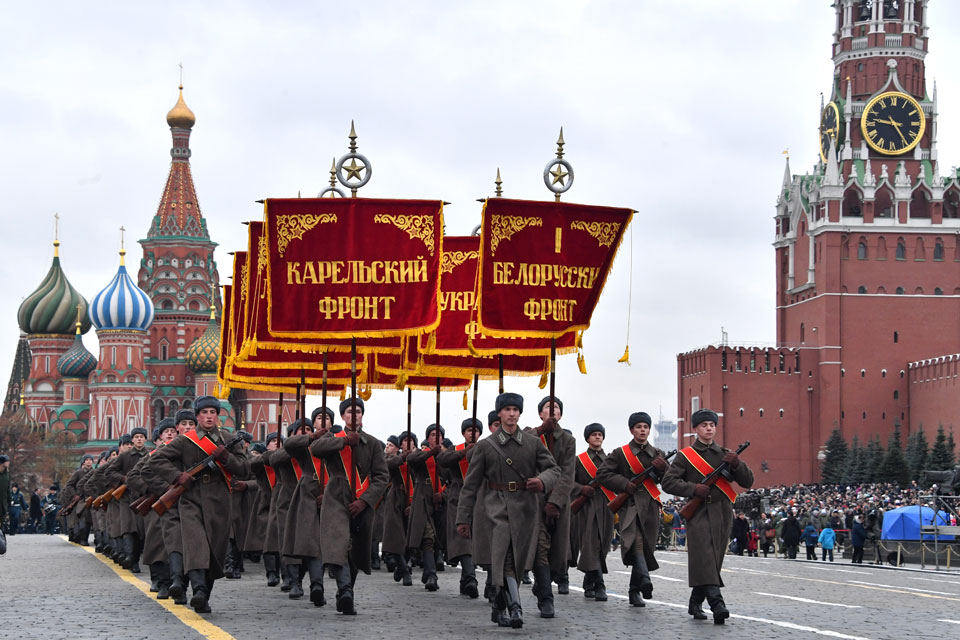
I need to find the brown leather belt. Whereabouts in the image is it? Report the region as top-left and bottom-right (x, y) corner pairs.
(488, 481), (528, 492)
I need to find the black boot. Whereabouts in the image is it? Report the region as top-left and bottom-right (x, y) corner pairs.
(149, 562), (160, 592)
(556, 571), (569, 595)
(287, 564), (304, 599)
(422, 547), (439, 591)
(521, 570), (532, 585)
(168, 552), (187, 604)
(688, 586), (708, 620)
(504, 576), (524, 628)
(154, 562), (171, 599)
(435, 549), (445, 572)
(629, 553), (652, 605)
(705, 586), (729, 625)
(593, 571), (607, 602)
(264, 553), (280, 587)
(533, 565), (555, 618)
(129, 534), (142, 574)
(582, 571), (596, 599)
(459, 556), (479, 598)
(484, 572), (495, 602)
(121, 533), (137, 571)
(394, 554), (412, 586)
(188, 569), (212, 613)
(371, 547), (381, 571)
(225, 541), (241, 579)
(384, 553), (397, 573)
(333, 565), (356, 615)
(491, 587), (510, 626)
(236, 547), (245, 573)
(307, 558), (325, 606)
(280, 562), (293, 592)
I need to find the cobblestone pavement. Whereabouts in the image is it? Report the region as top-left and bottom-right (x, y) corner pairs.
(2, 536), (960, 640)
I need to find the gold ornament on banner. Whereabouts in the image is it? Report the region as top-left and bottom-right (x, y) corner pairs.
(373, 214), (436, 255)
(489, 214), (543, 254)
(257, 233), (268, 276)
(440, 250), (479, 274)
(275, 213), (338, 257)
(570, 220), (621, 248)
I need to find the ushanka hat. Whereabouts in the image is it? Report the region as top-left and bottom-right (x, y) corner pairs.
(628, 412), (652, 428)
(691, 409), (719, 428)
(495, 392), (523, 413)
(339, 397), (364, 415)
(583, 423), (605, 441)
(194, 395), (221, 413)
(537, 396), (563, 415)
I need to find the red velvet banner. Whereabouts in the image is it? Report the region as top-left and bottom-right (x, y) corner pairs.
(265, 198), (443, 338)
(478, 198), (632, 338)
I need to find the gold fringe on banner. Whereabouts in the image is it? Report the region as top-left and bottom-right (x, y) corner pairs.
(462, 388), (468, 410)
(538, 370), (549, 389)
(618, 345), (631, 366)
(577, 352), (587, 374)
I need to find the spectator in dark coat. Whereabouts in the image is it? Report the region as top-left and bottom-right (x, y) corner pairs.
(781, 513), (802, 559)
(29, 489), (42, 532)
(802, 523), (819, 560)
(7, 484), (27, 535)
(730, 512), (749, 556)
(850, 516), (866, 564)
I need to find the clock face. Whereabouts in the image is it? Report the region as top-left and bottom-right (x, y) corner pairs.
(861, 91), (926, 155)
(819, 101), (841, 163)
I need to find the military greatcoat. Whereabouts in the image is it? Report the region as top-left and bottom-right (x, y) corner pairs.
(126, 451), (166, 565)
(381, 453), (410, 556)
(282, 434), (325, 559)
(437, 443), (476, 560)
(456, 428), (560, 586)
(570, 448), (616, 573)
(104, 446), (150, 537)
(242, 456), (273, 553)
(661, 439), (753, 587)
(262, 448), (298, 559)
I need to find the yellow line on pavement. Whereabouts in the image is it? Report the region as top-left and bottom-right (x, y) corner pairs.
(66, 537), (236, 640)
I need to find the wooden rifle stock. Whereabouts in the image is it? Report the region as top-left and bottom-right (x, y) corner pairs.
(569, 478), (602, 515)
(84, 496), (94, 509)
(606, 449), (678, 513)
(130, 494), (157, 515)
(152, 434), (245, 516)
(111, 484), (127, 500)
(61, 495), (82, 515)
(678, 441), (750, 521)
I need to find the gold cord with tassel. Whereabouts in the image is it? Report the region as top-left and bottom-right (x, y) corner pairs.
(619, 221), (633, 366)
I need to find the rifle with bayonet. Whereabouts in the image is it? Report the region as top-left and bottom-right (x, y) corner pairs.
(605, 449), (678, 513)
(152, 434), (245, 516)
(678, 441), (751, 521)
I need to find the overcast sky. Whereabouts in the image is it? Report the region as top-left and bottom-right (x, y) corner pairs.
(3, 1), (960, 448)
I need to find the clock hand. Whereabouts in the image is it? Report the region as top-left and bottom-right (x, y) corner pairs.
(888, 120), (908, 146)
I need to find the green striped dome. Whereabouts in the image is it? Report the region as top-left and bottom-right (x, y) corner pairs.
(186, 314), (220, 373)
(18, 252), (91, 335)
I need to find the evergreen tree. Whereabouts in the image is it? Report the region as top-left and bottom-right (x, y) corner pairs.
(878, 423), (911, 486)
(865, 435), (884, 483)
(904, 427), (929, 482)
(842, 435), (866, 485)
(820, 428), (848, 483)
(930, 425), (953, 470)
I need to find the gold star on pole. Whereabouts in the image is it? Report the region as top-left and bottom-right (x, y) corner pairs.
(550, 163), (568, 186)
(343, 158), (364, 181)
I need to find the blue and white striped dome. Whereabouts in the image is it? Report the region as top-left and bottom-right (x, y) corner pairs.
(89, 252), (155, 331)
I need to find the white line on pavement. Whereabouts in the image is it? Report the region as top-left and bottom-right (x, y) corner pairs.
(938, 620), (960, 625)
(753, 592), (862, 608)
(614, 571), (683, 581)
(846, 580), (958, 596)
(911, 576), (960, 586)
(567, 585), (872, 639)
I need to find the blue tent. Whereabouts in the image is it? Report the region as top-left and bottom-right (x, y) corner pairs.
(881, 506), (955, 541)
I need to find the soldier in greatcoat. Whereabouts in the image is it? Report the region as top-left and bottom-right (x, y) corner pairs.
(146, 395), (250, 614)
(437, 417), (482, 598)
(524, 395), (575, 618)
(661, 408), (754, 625)
(244, 434), (280, 586)
(263, 423), (304, 594)
(383, 432), (416, 586)
(571, 423), (616, 601)
(104, 427), (151, 573)
(283, 411), (333, 606)
(404, 423), (446, 592)
(596, 412), (667, 606)
(456, 392), (560, 629)
(474, 410), (499, 600)
(309, 397), (389, 615)
(224, 430), (255, 580)
(64, 454), (94, 544)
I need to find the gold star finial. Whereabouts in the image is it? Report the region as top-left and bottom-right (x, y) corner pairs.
(495, 168), (503, 197)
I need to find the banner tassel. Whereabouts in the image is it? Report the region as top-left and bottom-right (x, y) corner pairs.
(620, 220), (634, 366)
(618, 345), (631, 366)
(577, 352), (588, 375)
(538, 369), (549, 389)
(462, 388), (468, 410)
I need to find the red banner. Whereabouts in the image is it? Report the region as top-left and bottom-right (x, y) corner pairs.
(478, 198), (632, 338)
(265, 198), (443, 339)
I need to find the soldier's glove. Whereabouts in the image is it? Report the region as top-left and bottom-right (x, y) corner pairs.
(580, 485), (595, 498)
(624, 481), (638, 495)
(231, 480), (247, 492)
(212, 446), (230, 464)
(348, 499), (367, 517)
(174, 472), (193, 488)
(457, 523), (472, 539)
(652, 456), (667, 472)
(525, 477), (544, 493)
(432, 492), (443, 506)
(309, 429), (325, 440)
(693, 484), (711, 499)
(722, 452), (740, 469)
(535, 418), (559, 436)
(344, 430), (361, 447)
(404, 506), (411, 517)
(465, 442), (476, 451)
(544, 502), (561, 527)
(315, 495), (324, 509)
(430, 445), (442, 457)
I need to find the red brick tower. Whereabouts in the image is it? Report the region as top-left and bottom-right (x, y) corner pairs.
(678, 0), (960, 484)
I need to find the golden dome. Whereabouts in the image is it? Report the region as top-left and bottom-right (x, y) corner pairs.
(166, 85), (196, 129)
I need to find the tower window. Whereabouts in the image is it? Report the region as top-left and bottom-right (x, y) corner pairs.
(896, 239), (906, 260)
(882, 369), (887, 378)
(861, 369), (866, 378)
(894, 390), (899, 400)
(759, 409), (764, 417)
(857, 240), (868, 260)
(800, 323), (805, 344)
(893, 331), (899, 343)
(935, 240), (944, 261)
(896, 287), (905, 295)
(935, 287), (943, 295)
(858, 286), (867, 294)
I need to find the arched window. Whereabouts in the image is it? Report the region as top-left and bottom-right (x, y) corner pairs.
(893, 390), (899, 400)
(934, 239), (944, 261)
(843, 188), (864, 218)
(877, 236), (888, 260)
(882, 369), (887, 378)
(759, 409), (764, 417)
(916, 237), (926, 260)
(896, 238), (906, 260)
(915, 287), (925, 295)
(841, 368), (845, 377)
(739, 408), (744, 417)
(896, 286), (905, 295)
(877, 286), (887, 294)
(860, 369), (866, 377)
(944, 188), (960, 219)
(858, 285), (867, 294)
(875, 187), (894, 219)
(911, 189), (931, 219)
(935, 287), (943, 295)
(893, 331), (899, 343)
(778, 409), (784, 418)
(857, 239), (868, 260)
(800, 323), (805, 343)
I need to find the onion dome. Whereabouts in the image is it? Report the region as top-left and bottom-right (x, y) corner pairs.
(186, 309), (220, 373)
(166, 85), (196, 129)
(17, 241), (91, 335)
(58, 318), (98, 378)
(90, 250), (155, 331)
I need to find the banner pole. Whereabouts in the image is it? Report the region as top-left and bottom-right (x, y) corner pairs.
(321, 351), (328, 430)
(471, 373), (479, 423)
(406, 387), (412, 449)
(549, 338), (557, 419)
(498, 355), (504, 394)
(350, 338), (357, 425)
(298, 370), (305, 423)
(276, 393), (283, 445)
(434, 378), (441, 495)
